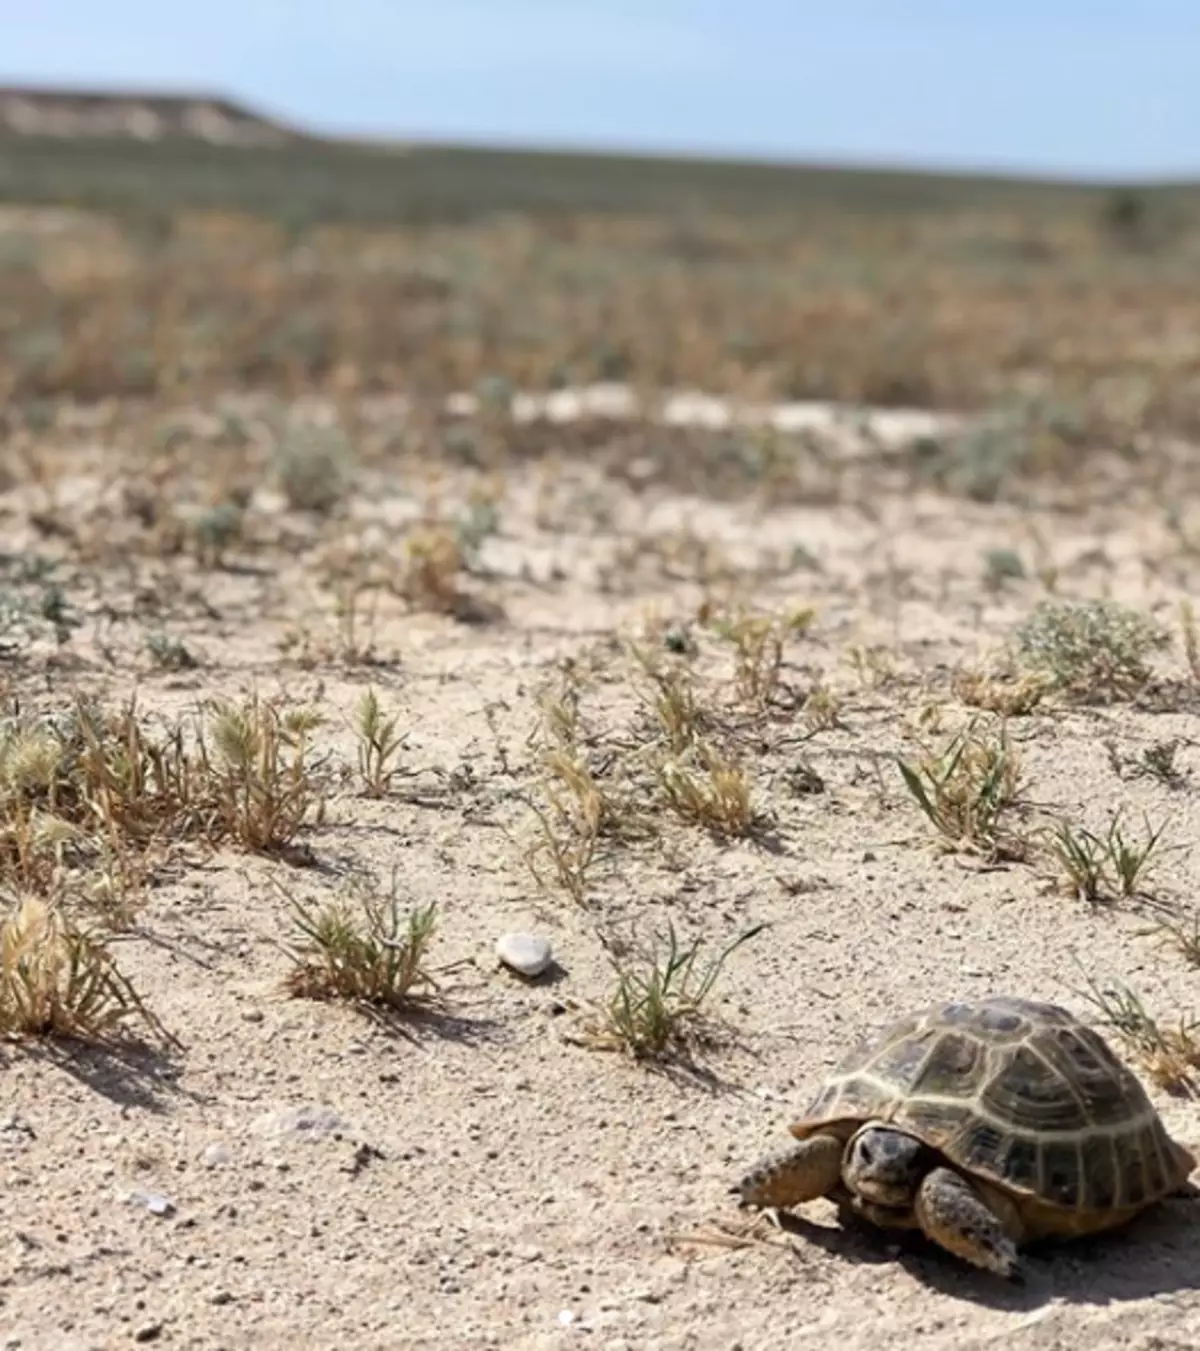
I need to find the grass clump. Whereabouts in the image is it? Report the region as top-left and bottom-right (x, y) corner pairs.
(1045, 812), (1167, 903)
(709, 607), (815, 711)
(400, 526), (476, 618)
(524, 744), (648, 905)
(1014, 599), (1166, 702)
(657, 744), (764, 839)
(145, 631), (199, 671)
(0, 894), (172, 1047)
(282, 876), (439, 1011)
(0, 694), (329, 898)
(1150, 908), (1200, 967)
(525, 794), (599, 906)
(0, 699), (193, 892)
(897, 719), (1024, 859)
(952, 668), (1048, 716)
(1075, 973), (1199, 1097)
(629, 650), (706, 754)
(354, 687), (406, 796)
(582, 922), (764, 1062)
(1105, 737), (1186, 788)
(201, 695), (325, 852)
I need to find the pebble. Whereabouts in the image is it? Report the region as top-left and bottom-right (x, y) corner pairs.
(126, 1190), (176, 1218)
(253, 1105), (349, 1142)
(495, 932), (553, 979)
(202, 1143), (232, 1168)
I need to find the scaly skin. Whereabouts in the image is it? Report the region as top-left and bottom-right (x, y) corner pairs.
(914, 1167), (1023, 1280)
(735, 1131), (844, 1209)
(736, 1123), (1024, 1280)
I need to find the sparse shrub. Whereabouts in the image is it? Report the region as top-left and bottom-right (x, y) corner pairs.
(145, 631), (198, 671)
(191, 501), (244, 566)
(909, 396), (1086, 502)
(455, 494), (502, 567)
(275, 424), (353, 514)
(1099, 189), (1151, 251)
(982, 548), (1026, 588)
(1014, 599), (1166, 702)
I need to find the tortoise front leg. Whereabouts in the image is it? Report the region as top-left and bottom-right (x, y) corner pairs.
(735, 1131), (844, 1210)
(914, 1167), (1022, 1280)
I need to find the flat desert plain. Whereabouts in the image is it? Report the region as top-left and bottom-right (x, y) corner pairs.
(0, 383), (1197, 1351)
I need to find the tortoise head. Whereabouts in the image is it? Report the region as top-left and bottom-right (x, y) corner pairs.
(843, 1123), (931, 1209)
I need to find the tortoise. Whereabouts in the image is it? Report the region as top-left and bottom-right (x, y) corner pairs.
(735, 995), (1195, 1278)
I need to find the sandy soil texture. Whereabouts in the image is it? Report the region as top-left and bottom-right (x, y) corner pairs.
(0, 393), (1198, 1351)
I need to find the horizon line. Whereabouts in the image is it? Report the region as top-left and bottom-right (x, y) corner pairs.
(2, 77), (1196, 188)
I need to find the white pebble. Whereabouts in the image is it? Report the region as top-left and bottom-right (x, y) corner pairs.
(495, 932), (553, 979)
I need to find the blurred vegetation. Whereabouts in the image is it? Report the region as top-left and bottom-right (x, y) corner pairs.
(0, 133), (1198, 442)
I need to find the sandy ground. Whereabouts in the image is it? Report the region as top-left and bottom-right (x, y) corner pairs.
(1, 392), (1198, 1351)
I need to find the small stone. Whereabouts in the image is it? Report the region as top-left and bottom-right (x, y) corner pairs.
(133, 1321), (163, 1342)
(252, 1105), (350, 1142)
(126, 1190), (176, 1218)
(495, 933), (553, 979)
(202, 1143), (232, 1168)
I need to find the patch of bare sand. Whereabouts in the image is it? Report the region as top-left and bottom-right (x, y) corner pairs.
(1, 414), (1198, 1351)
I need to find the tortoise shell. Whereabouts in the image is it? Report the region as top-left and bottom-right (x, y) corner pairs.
(792, 995), (1195, 1236)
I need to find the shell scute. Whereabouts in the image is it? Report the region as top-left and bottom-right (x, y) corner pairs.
(788, 995), (1194, 1225)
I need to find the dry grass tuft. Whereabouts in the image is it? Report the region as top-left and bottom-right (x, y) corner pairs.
(709, 607), (815, 711)
(354, 687), (407, 797)
(657, 744), (765, 839)
(952, 668), (1049, 716)
(1075, 973), (1200, 1097)
(0, 894), (173, 1047)
(400, 526), (475, 618)
(282, 876), (439, 1011)
(201, 695), (325, 852)
(578, 922), (764, 1062)
(897, 719), (1025, 859)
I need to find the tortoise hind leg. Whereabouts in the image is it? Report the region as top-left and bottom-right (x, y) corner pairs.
(915, 1167), (1022, 1280)
(735, 1131), (844, 1210)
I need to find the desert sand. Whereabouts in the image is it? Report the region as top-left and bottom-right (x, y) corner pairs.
(1, 387), (1197, 1351)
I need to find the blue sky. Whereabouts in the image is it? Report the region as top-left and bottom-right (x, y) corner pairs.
(4, 1), (1198, 179)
